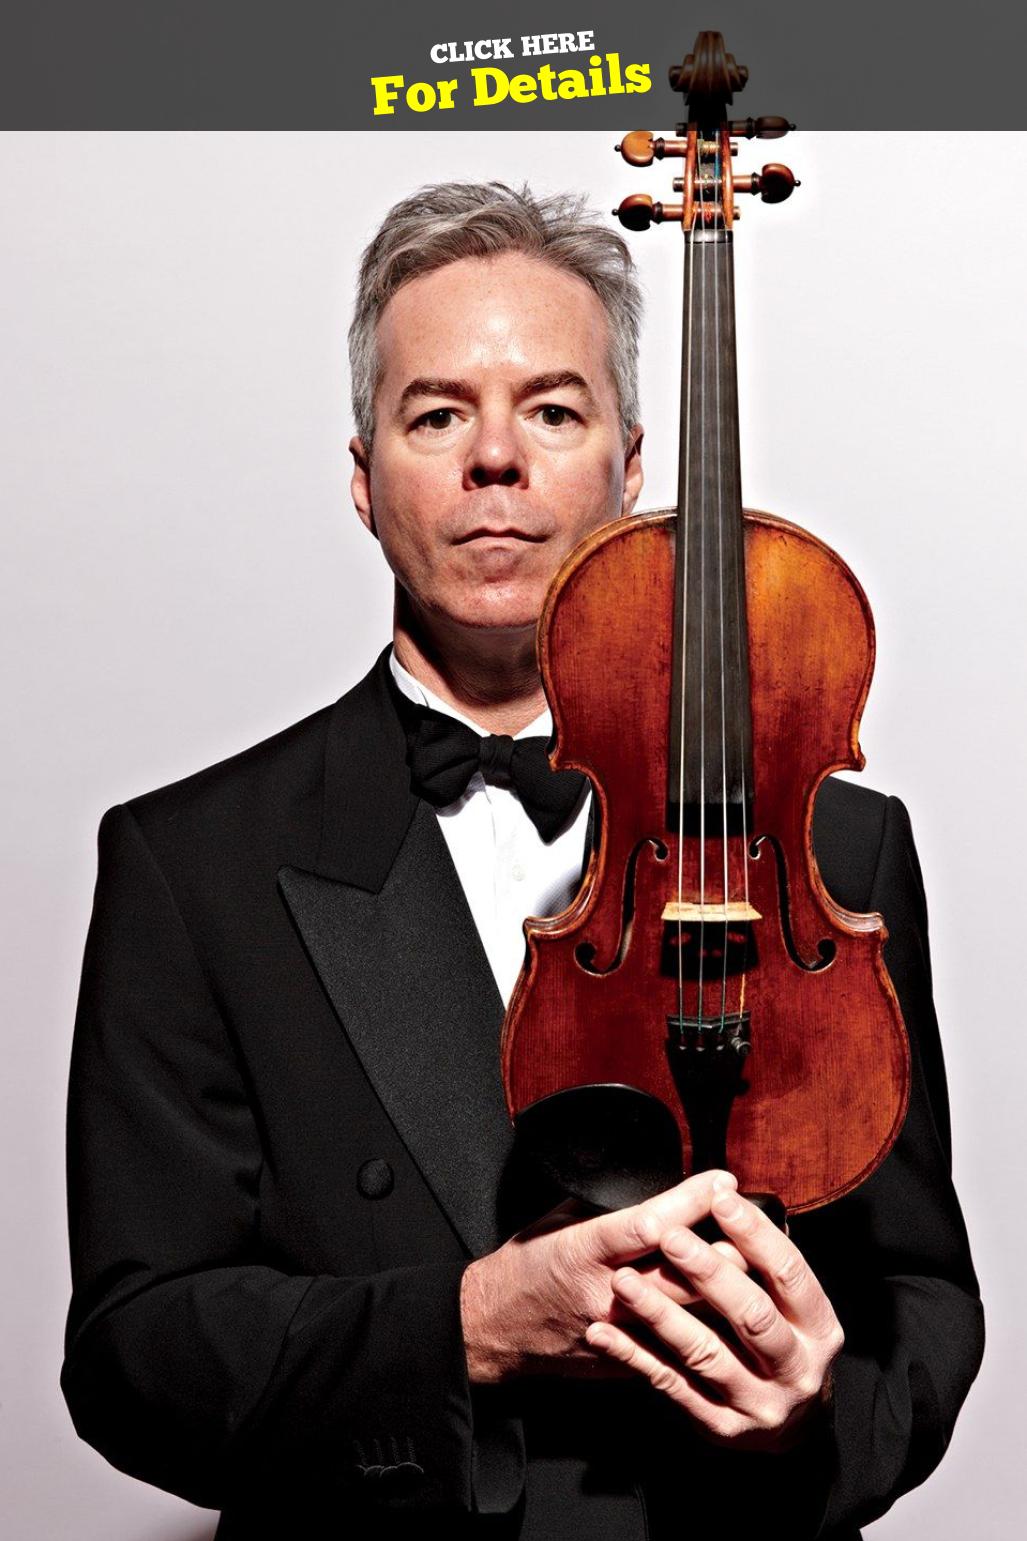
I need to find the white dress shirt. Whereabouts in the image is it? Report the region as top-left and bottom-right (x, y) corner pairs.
(389, 650), (592, 1006)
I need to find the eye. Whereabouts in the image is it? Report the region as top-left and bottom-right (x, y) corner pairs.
(538, 404), (578, 427)
(415, 407), (456, 431)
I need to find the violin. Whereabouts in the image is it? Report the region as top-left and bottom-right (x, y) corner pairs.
(501, 32), (910, 1220)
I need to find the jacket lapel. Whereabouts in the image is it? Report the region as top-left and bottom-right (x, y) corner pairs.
(277, 650), (513, 1258)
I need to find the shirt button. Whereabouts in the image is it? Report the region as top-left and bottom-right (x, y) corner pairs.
(511, 863), (525, 882)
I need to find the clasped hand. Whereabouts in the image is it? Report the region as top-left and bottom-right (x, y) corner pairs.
(460, 1169), (843, 1453)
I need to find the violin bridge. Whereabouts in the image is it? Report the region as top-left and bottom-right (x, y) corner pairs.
(661, 900), (762, 923)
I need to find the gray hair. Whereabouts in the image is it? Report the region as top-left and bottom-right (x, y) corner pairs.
(348, 180), (643, 451)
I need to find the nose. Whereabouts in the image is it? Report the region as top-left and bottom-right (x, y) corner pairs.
(464, 409), (528, 490)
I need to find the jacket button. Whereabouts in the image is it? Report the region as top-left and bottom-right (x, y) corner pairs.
(357, 1158), (394, 1199)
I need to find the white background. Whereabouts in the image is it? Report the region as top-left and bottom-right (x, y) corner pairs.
(2, 131), (1023, 1538)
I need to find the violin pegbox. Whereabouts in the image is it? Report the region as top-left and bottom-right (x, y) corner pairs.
(613, 30), (798, 236)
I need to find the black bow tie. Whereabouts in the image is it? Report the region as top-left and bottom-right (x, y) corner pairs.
(402, 703), (587, 843)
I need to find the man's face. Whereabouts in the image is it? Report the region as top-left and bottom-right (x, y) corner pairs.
(350, 252), (644, 638)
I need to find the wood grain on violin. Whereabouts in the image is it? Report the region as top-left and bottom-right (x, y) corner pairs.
(502, 510), (910, 1214)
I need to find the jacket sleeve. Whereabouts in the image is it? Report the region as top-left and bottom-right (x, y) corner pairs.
(794, 795), (985, 1537)
(62, 802), (481, 1517)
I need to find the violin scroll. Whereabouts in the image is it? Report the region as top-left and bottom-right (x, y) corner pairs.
(668, 31), (748, 104)
(615, 31), (798, 236)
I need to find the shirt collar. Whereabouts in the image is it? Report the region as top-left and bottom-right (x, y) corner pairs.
(388, 647), (553, 741)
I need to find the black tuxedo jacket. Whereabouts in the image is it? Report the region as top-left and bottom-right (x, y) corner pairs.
(62, 649), (983, 1540)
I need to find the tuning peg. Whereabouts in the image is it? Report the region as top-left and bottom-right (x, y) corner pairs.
(615, 131), (687, 166)
(733, 163), (800, 203)
(616, 131), (654, 167)
(612, 195), (683, 231)
(729, 116), (795, 139)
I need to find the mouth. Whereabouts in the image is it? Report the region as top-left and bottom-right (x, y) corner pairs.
(453, 527), (549, 545)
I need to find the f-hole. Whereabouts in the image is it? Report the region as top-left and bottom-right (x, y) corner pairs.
(751, 833), (836, 972)
(575, 837), (669, 976)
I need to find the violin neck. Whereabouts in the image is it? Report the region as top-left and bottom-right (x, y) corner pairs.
(668, 228), (754, 819)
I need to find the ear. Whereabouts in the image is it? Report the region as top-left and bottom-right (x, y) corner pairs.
(349, 436), (377, 538)
(621, 424), (645, 516)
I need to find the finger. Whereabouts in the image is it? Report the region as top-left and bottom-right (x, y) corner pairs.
(634, 1257), (700, 1306)
(660, 1226), (801, 1379)
(709, 1187), (837, 1338)
(607, 1266), (750, 1402)
(640, 1169), (738, 1230)
(636, 1237), (747, 1306)
(710, 1239), (748, 1271)
(581, 1170), (736, 1267)
(585, 1320), (744, 1439)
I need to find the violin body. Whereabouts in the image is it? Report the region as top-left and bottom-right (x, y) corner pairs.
(502, 508), (910, 1214)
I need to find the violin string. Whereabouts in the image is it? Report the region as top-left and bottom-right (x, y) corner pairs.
(676, 164), (697, 1036)
(715, 137), (730, 1031)
(697, 135), (709, 1031)
(729, 226), (753, 1002)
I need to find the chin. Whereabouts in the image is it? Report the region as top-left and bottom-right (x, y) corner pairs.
(453, 608), (540, 635)
(446, 585), (546, 634)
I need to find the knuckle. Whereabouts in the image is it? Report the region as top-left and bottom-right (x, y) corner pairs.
(688, 1341), (723, 1378)
(826, 1323), (846, 1358)
(773, 1251), (809, 1293)
(752, 1399), (783, 1433)
(628, 1208), (660, 1251)
(741, 1298), (777, 1337)
(621, 1338), (644, 1370)
(792, 1371), (820, 1404)
(649, 1363), (679, 1397)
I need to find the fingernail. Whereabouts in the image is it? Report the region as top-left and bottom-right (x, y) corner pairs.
(664, 1227), (696, 1258)
(713, 1191), (743, 1221)
(712, 1172), (737, 1193)
(586, 1324), (610, 1349)
(613, 1269), (642, 1298)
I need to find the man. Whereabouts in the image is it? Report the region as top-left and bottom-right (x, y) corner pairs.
(62, 182), (983, 1540)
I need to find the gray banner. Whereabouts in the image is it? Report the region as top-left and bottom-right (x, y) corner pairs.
(2, 0), (1024, 129)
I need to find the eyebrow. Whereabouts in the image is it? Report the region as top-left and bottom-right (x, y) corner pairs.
(524, 371), (599, 409)
(397, 370), (599, 414)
